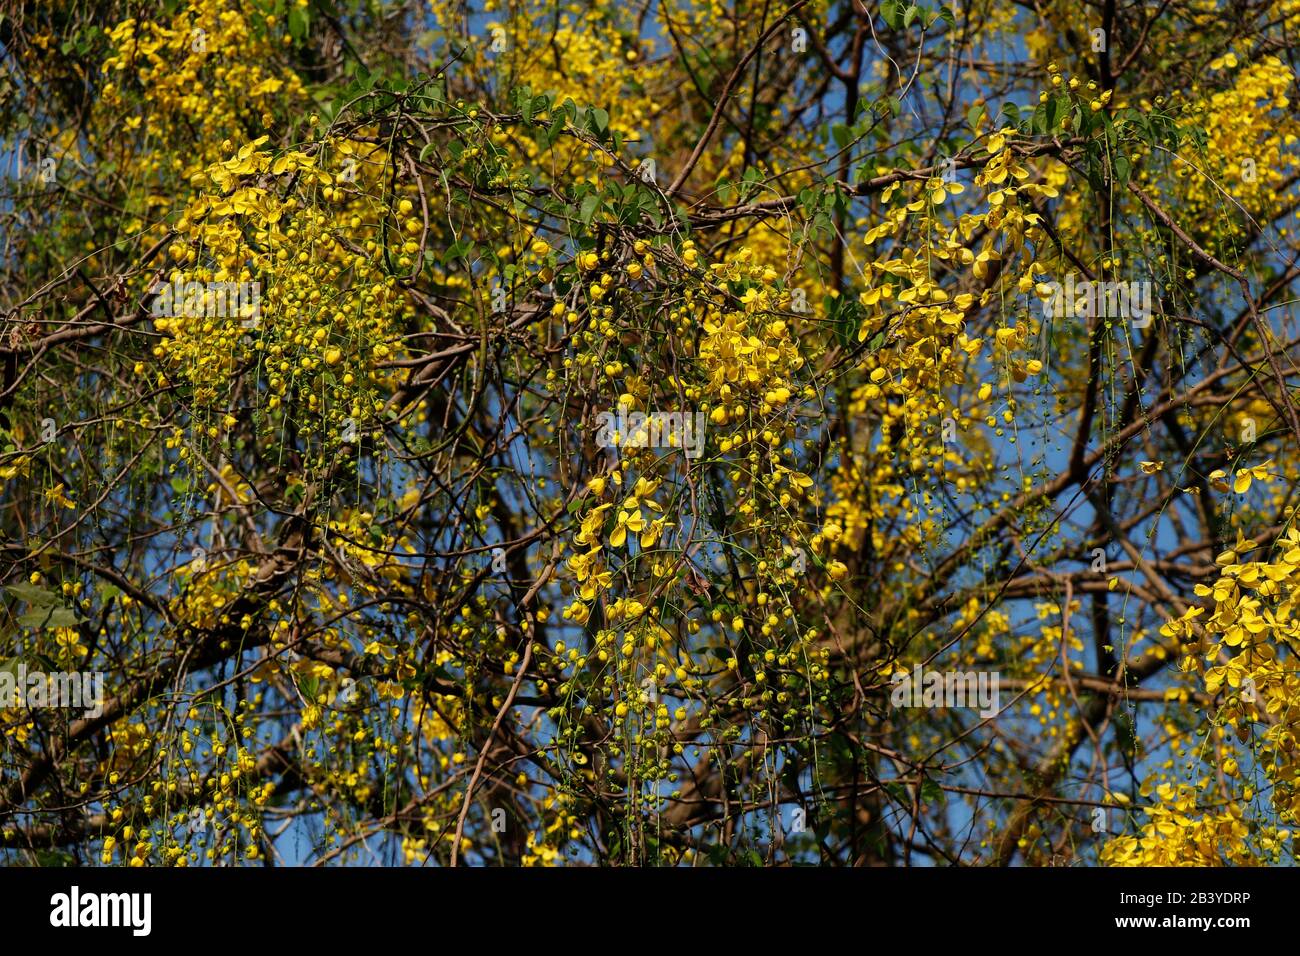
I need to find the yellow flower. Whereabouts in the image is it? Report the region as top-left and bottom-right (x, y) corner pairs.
(928, 177), (964, 205)
(43, 483), (76, 510)
(620, 476), (662, 513)
(609, 509), (645, 548)
(579, 567), (613, 601)
(575, 503), (612, 547)
(1232, 459), (1273, 494)
(640, 517), (670, 549)
(0, 455), (31, 481)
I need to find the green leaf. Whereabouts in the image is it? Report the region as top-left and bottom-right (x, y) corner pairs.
(19, 605), (79, 629)
(579, 192), (600, 225)
(443, 239), (475, 263)
(920, 776), (947, 806)
(288, 6), (308, 41)
(1114, 154), (1132, 186)
(5, 582), (60, 607)
(1031, 104), (1046, 135)
(587, 107), (609, 137)
(1099, 109), (1117, 148)
(1043, 95), (1059, 131)
(828, 295), (863, 348)
(545, 110), (565, 148)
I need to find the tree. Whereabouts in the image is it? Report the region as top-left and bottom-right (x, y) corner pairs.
(1, 0), (1299, 867)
